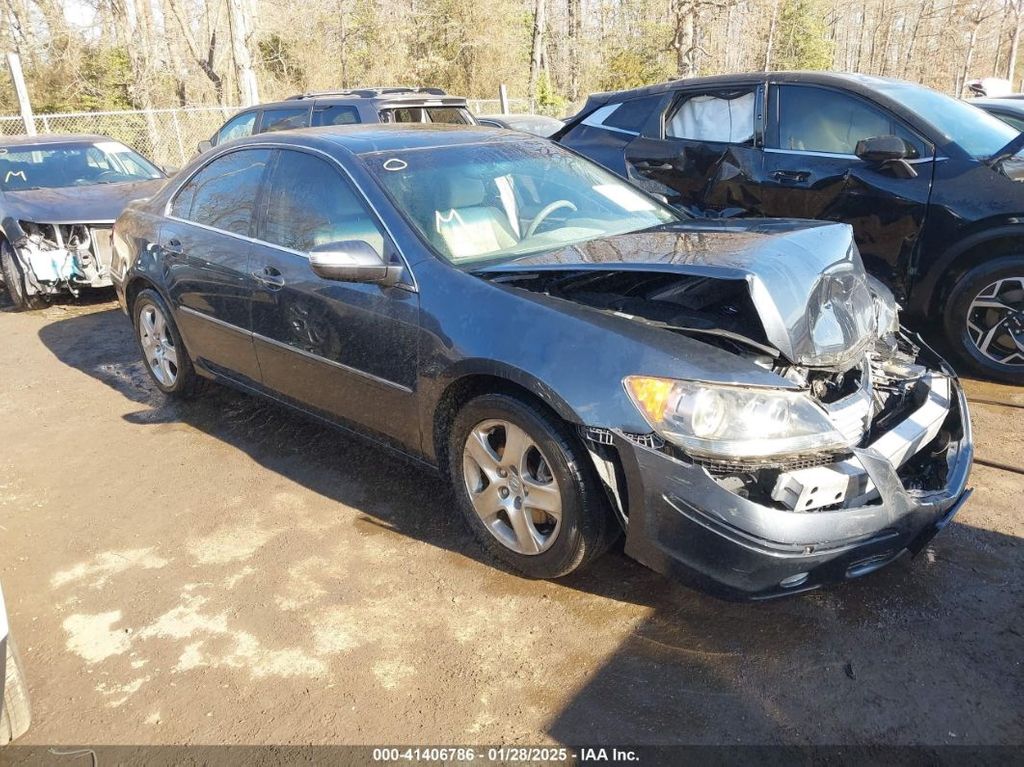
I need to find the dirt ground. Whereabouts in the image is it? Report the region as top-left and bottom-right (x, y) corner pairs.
(0, 294), (1021, 748)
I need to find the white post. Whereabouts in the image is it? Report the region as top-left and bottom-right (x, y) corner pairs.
(499, 84), (510, 115)
(172, 110), (186, 164)
(6, 53), (35, 135)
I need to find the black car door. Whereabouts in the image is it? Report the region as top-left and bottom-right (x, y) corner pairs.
(161, 148), (271, 383)
(622, 84), (768, 215)
(759, 83), (935, 290)
(248, 148), (421, 448)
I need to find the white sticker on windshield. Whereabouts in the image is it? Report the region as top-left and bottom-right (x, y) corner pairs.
(95, 140), (131, 154)
(594, 183), (657, 212)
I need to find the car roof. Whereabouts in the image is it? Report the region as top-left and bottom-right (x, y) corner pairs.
(227, 123), (530, 156)
(971, 97), (1024, 112)
(0, 133), (115, 148)
(588, 70), (927, 102)
(243, 88), (469, 111)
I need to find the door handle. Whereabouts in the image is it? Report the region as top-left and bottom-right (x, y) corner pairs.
(252, 266), (285, 289)
(162, 238), (184, 257)
(634, 160), (673, 171)
(772, 169), (811, 183)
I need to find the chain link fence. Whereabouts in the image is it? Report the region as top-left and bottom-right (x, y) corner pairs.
(0, 98), (537, 168)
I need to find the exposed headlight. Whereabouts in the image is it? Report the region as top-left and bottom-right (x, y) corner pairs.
(624, 376), (849, 459)
(867, 275), (900, 336)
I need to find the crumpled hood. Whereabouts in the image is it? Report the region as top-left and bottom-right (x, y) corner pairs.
(0, 179), (166, 224)
(481, 219), (879, 369)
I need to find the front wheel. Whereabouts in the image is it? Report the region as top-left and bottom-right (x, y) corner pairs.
(945, 257), (1024, 384)
(448, 393), (617, 579)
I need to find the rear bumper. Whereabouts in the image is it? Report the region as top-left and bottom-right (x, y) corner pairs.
(613, 349), (974, 600)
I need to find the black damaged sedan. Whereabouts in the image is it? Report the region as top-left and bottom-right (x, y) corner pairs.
(111, 125), (973, 599)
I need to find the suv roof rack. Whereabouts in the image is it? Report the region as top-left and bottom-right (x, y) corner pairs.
(285, 87), (447, 101)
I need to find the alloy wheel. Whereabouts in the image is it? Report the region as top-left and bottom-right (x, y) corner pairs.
(462, 419), (562, 555)
(966, 277), (1024, 367)
(138, 303), (179, 386)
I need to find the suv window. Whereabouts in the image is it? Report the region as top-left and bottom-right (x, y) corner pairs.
(314, 105), (361, 126)
(382, 106), (472, 124)
(260, 149), (385, 255)
(171, 149), (272, 236)
(259, 107), (310, 134)
(770, 85), (921, 157)
(666, 90), (756, 144)
(216, 111), (257, 145)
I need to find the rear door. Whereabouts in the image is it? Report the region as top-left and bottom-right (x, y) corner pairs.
(760, 83), (935, 287)
(248, 148), (421, 448)
(622, 84), (768, 215)
(161, 148), (272, 383)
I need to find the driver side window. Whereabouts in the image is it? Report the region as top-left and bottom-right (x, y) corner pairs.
(216, 111), (257, 145)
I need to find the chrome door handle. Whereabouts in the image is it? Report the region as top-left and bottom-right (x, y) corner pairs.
(162, 238), (184, 257)
(252, 266), (285, 289)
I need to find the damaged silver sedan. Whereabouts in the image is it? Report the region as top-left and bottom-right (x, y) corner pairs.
(0, 134), (165, 309)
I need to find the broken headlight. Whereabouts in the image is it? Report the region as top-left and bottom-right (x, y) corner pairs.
(624, 376), (848, 460)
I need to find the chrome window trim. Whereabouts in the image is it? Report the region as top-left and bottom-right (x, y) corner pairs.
(252, 331), (413, 393)
(179, 305), (251, 337)
(763, 147), (943, 163)
(163, 142), (418, 292)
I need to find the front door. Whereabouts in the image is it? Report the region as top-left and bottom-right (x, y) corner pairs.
(249, 148), (421, 449)
(161, 148), (272, 383)
(759, 84), (935, 293)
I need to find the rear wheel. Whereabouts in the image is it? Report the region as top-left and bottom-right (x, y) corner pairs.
(945, 257), (1024, 384)
(448, 393), (617, 579)
(1, 635), (31, 744)
(0, 240), (45, 311)
(132, 288), (206, 398)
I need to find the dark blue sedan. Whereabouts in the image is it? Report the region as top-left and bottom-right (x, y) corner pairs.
(110, 125), (971, 599)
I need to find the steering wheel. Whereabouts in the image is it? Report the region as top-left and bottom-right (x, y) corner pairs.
(525, 200), (578, 238)
(95, 170), (124, 182)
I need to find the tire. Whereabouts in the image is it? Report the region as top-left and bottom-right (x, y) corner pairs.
(944, 256), (1024, 385)
(447, 392), (617, 579)
(1, 635), (31, 744)
(0, 240), (45, 311)
(132, 288), (206, 398)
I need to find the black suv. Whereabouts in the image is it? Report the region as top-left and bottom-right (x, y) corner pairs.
(197, 87), (476, 153)
(557, 72), (1024, 384)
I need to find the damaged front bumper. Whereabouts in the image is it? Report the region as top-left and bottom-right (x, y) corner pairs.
(604, 339), (973, 600)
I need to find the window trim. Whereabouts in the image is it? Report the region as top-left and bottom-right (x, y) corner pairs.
(164, 142), (417, 292)
(766, 82), (932, 160)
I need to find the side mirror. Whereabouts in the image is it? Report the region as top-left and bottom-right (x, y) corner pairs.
(855, 135), (917, 179)
(855, 135), (907, 163)
(196, 140), (213, 154)
(160, 164), (178, 176)
(308, 240), (402, 286)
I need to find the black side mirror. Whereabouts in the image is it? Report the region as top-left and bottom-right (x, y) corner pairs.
(855, 135), (917, 178)
(196, 140), (213, 154)
(308, 240), (402, 286)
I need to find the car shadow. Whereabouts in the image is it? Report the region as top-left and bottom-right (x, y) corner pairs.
(36, 306), (1024, 746)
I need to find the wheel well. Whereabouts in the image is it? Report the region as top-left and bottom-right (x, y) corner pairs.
(124, 276), (158, 317)
(432, 374), (574, 474)
(932, 237), (1022, 313)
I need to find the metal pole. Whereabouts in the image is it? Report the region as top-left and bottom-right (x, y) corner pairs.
(172, 110), (186, 164)
(499, 84), (510, 115)
(6, 53), (35, 135)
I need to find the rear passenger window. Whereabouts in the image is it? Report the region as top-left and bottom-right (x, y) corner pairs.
(771, 85), (921, 157)
(260, 150), (385, 256)
(259, 107), (310, 133)
(170, 149), (272, 236)
(315, 105), (360, 126)
(666, 90), (756, 144)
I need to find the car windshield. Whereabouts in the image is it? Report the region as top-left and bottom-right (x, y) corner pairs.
(0, 140), (162, 192)
(362, 139), (679, 265)
(871, 79), (1020, 159)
